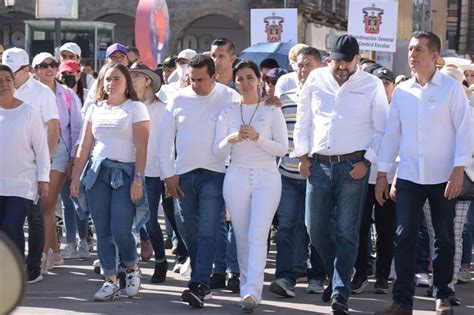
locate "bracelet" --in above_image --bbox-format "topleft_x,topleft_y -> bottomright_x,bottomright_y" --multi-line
133,179 -> 143,186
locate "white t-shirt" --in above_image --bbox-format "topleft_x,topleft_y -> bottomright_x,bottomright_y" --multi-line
15,76 -> 59,127
0,103 -> 50,201
144,99 -> 166,177
85,99 -> 150,163
158,83 -> 240,178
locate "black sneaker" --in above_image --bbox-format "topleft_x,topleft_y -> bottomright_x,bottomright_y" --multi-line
151,260 -> 168,283
331,294 -> 349,314
351,274 -> 368,294
181,283 -> 207,308
448,292 -> 461,306
322,281 -> 332,302
226,272 -> 240,293
210,272 -> 226,289
374,277 -> 389,294
27,269 -> 43,284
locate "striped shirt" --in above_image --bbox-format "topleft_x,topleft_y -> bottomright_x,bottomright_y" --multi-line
278,87 -> 305,180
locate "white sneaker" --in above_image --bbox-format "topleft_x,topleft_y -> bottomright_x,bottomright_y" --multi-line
458,266 -> 471,283
180,257 -> 192,278
46,249 -> 54,270
61,243 -> 78,259
306,279 -> 324,294
40,252 -> 48,275
125,269 -> 141,297
241,294 -> 258,313
94,280 -> 120,302
415,273 -> 431,287
52,252 -> 64,266
77,239 -> 91,258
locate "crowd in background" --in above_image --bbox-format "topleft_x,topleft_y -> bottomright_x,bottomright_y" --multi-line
0,31 -> 474,315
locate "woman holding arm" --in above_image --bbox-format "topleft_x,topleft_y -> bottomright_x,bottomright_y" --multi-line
0,64 -> 50,257
70,63 -> 150,301
213,60 -> 288,312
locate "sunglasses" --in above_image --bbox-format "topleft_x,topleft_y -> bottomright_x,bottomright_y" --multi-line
262,75 -> 277,85
36,62 -> 58,69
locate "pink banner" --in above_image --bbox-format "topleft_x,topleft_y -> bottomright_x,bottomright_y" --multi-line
135,0 -> 170,68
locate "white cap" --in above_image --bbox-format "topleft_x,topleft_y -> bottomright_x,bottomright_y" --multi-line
2,47 -> 29,72
32,52 -> 57,68
177,49 -> 197,61
59,42 -> 81,57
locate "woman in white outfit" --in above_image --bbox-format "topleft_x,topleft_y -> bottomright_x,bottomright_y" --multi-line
213,60 -> 288,312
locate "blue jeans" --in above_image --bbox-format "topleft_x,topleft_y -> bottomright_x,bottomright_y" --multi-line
177,169 -> 225,290
0,196 -> 32,257
276,175 -> 322,285
415,213 -> 431,274
305,159 -> 369,301
86,165 -> 138,276
461,201 -> 474,266
393,179 -> 455,309
61,180 -> 88,243
214,212 -> 239,274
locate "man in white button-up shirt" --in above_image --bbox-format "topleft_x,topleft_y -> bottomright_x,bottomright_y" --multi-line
292,35 -> 389,314
375,32 -> 472,315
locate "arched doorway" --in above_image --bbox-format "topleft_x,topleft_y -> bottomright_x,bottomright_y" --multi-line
96,13 -> 135,46
176,14 -> 249,54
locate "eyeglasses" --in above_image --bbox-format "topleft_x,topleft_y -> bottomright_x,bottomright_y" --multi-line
36,62 -> 58,69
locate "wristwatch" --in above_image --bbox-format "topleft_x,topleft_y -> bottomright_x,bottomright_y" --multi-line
361,159 -> 371,168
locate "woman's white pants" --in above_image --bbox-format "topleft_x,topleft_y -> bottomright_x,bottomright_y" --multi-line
223,165 -> 282,302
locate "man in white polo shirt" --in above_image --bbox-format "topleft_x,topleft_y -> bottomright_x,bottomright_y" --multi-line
375,31 -> 472,315
2,47 -> 59,284
158,54 -> 239,308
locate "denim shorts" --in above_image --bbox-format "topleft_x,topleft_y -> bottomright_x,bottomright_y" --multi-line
51,139 -> 70,173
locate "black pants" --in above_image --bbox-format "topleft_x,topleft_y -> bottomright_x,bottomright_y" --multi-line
354,184 -> 396,280
26,200 -> 45,273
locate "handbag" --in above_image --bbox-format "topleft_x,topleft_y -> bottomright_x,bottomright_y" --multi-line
458,165 -> 474,200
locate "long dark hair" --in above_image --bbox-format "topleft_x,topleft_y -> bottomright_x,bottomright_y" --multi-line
95,63 -> 138,102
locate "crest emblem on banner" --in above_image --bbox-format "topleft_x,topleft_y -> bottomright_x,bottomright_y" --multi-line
264,12 -> 284,42
362,4 -> 384,34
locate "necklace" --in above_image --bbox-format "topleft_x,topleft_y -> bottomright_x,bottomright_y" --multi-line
240,96 -> 260,125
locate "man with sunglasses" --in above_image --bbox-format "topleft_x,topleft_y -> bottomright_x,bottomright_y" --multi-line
2,47 -> 59,284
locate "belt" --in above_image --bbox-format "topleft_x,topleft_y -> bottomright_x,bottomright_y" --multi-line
311,150 -> 365,163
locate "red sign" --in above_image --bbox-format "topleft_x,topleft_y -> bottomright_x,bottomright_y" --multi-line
362,5 -> 384,35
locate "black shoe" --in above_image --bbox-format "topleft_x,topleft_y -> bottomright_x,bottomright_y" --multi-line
374,277 -> 389,294
210,272 -> 226,289
27,269 -> 43,284
322,281 -> 332,302
117,270 -> 126,289
331,294 -> 349,314
448,292 -> 461,306
426,286 -> 433,297
226,272 -> 240,293
181,283 -> 207,308
351,274 -> 368,294
151,260 -> 168,283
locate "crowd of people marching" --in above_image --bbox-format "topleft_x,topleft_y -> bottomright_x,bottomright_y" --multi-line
0,31 -> 473,315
